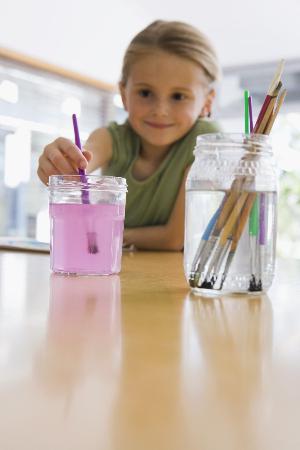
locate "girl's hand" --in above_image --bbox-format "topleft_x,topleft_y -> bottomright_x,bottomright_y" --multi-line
37,137 -> 93,185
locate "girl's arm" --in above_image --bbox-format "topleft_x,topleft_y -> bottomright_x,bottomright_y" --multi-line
84,128 -> 113,173
123,166 -> 190,251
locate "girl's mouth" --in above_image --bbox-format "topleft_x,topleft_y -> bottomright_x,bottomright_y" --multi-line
144,121 -> 173,129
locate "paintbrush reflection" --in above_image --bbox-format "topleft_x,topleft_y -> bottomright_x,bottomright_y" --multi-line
36,274 -> 121,401
181,294 -> 273,449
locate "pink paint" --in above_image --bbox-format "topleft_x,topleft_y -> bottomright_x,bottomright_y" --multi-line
50,203 -> 125,275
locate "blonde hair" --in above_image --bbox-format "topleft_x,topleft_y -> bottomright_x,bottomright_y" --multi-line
120,20 -> 221,86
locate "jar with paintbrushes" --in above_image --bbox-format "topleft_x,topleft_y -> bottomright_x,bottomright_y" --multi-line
184,60 -> 286,295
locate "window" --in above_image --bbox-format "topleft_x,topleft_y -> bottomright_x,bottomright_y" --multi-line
0,52 -> 116,242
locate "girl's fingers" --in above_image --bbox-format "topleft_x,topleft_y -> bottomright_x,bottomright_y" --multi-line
54,138 -> 88,169
37,166 -> 49,186
82,149 -> 93,162
44,146 -> 77,174
38,138 -> 90,186
37,157 -> 61,184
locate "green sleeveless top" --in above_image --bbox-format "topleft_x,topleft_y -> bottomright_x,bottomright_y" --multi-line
104,119 -> 221,228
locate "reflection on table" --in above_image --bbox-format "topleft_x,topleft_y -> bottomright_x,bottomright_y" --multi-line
37,274 -> 121,408
181,293 -> 273,450
0,251 -> 299,450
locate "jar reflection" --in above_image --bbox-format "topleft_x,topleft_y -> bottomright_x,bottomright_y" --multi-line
36,274 -> 121,403
181,294 -> 273,450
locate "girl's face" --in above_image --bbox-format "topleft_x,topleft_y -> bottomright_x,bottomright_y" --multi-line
120,50 -> 215,151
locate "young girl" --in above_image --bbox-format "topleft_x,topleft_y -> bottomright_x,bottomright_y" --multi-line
38,20 -> 222,251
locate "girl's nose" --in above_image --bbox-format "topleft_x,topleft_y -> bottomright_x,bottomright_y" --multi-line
152,98 -> 169,117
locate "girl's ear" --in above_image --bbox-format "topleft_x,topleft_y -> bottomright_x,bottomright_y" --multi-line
119,82 -> 128,111
199,89 -> 216,118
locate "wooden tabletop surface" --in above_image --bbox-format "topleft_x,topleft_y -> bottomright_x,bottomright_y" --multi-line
0,250 -> 300,450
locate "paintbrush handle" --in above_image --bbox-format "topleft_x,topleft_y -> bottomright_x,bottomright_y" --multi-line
249,95 -> 254,132
264,89 -> 287,135
219,191 -> 248,246
72,114 -> 89,204
249,195 -> 259,237
231,193 -> 256,252
255,96 -> 277,134
217,193 -> 256,290
254,81 -> 282,134
268,59 -> 285,94
214,190 -> 241,235
259,193 -> 266,245
253,95 -> 273,133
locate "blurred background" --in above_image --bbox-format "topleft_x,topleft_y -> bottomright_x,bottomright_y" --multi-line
1,0 -> 300,256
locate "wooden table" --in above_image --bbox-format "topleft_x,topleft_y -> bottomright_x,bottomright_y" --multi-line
0,250 -> 300,450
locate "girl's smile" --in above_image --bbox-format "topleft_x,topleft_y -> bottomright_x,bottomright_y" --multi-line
143,121 -> 174,129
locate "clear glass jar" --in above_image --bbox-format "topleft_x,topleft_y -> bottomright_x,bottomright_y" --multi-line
49,175 -> 127,276
184,133 -> 277,295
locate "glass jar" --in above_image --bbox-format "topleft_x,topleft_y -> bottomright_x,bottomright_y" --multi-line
184,133 -> 277,295
49,175 -> 127,276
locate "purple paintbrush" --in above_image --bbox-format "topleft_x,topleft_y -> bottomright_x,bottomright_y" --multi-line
248,95 -> 254,133
247,98 -> 266,290
72,114 -> 98,254
257,193 -> 266,290
72,114 -> 89,204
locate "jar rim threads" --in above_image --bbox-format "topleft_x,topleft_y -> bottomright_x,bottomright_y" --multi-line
48,174 -> 128,192
195,132 -> 272,156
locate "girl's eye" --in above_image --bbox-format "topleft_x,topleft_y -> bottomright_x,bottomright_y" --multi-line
138,89 -> 151,98
172,92 -> 185,101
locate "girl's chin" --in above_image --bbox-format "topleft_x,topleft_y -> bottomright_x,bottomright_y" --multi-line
143,138 -> 177,148
140,131 -> 180,146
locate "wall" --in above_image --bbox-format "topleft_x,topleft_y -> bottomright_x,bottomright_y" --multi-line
1,0 -> 150,84
2,0 -> 300,84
